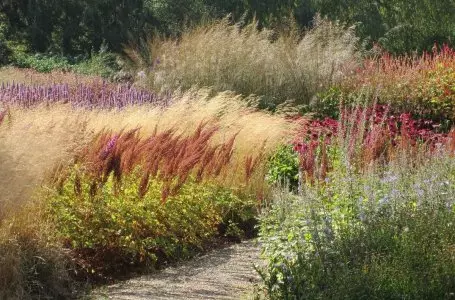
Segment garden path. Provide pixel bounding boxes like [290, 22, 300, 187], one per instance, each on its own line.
[93, 240, 262, 300]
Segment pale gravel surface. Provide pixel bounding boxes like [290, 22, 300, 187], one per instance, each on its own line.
[92, 240, 263, 300]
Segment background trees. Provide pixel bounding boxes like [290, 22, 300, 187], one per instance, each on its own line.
[0, 0, 454, 59]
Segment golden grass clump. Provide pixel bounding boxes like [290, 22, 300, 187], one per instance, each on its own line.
[0, 106, 90, 219]
[128, 16, 360, 106]
[0, 201, 75, 299]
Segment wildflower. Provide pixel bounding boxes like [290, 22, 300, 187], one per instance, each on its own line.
[379, 195, 390, 206]
[100, 136, 118, 160]
[381, 173, 398, 184]
[359, 211, 367, 223]
[416, 188, 424, 198]
[137, 70, 146, 79]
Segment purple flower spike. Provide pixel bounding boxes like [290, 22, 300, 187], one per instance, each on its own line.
[100, 135, 118, 160]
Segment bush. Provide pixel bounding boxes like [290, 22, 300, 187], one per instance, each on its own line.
[12, 52, 72, 73]
[266, 144, 299, 190]
[10, 47, 122, 79]
[44, 125, 261, 278]
[46, 167, 256, 278]
[71, 47, 122, 79]
[258, 153, 455, 299]
[306, 87, 343, 119]
[0, 39, 11, 66]
[340, 45, 455, 125]
[130, 16, 360, 109]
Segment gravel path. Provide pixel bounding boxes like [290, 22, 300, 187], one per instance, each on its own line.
[92, 240, 262, 300]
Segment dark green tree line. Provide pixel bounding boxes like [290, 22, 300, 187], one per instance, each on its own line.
[0, 0, 454, 59]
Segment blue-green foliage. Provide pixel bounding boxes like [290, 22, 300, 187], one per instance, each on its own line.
[259, 155, 455, 299]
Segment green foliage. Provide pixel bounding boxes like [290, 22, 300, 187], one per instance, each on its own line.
[71, 48, 121, 79]
[0, 13, 11, 65]
[258, 155, 455, 299]
[307, 87, 343, 119]
[1, 0, 454, 59]
[315, 0, 455, 53]
[46, 166, 256, 276]
[266, 144, 299, 190]
[13, 53, 71, 73]
[11, 48, 121, 78]
[1, 0, 154, 55]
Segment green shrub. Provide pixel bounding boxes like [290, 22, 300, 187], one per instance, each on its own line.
[12, 52, 71, 73]
[10, 47, 122, 78]
[306, 87, 343, 119]
[71, 47, 122, 79]
[266, 144, 299, 190]
[258, 154, 455, 299]
[46, 166, 256, 277]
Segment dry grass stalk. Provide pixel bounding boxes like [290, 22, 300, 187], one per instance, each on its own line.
[128, 16, 360, 106]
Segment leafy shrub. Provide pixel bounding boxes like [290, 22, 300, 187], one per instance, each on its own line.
[306, 87, 343, 119]
[44, 125, 261, 277]
[341, 45, 455, 124]
[0, 13, 12, 65]
[71, 48, 122, 79]
[258, 153, 455, 299]
[12, 53, 72, 73]
[46, 166, 256, 277]
[266, 144, 299, 190]
[0, 41, 11, 65]
[10, 47, 122, 79]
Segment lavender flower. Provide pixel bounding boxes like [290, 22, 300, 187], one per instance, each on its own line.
[379, 195, 390, 206]
[0, 81, 170, 109]
[100, 136, 118, 160]
[381, 173, 398, 184]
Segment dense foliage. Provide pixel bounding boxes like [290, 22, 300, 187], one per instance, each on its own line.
[257, 100, 455, 299]
[259, 154, 455, 299]
[0, 0, 454, 63]
[45, 125, 260, 278]
[48, 170, 253, 278]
